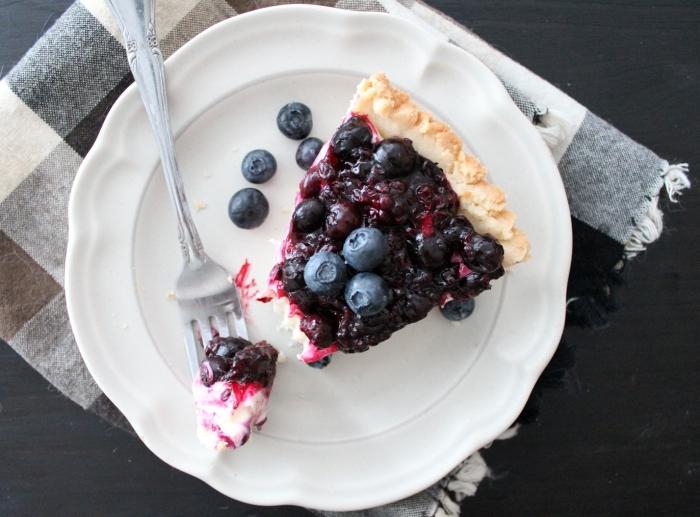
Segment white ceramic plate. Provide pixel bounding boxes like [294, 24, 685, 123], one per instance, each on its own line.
[66, 5, 571, 511]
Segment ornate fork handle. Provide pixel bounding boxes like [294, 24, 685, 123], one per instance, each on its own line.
[106, 0, 205, 265]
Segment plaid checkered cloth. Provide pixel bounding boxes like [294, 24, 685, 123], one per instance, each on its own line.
[0, 0, 690, 515]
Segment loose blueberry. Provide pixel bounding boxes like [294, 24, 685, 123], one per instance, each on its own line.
[326, 201, 361, 239]
[241, 149, 276, 184]
[344, 272, 390, 317]
[374, 138, 416, 178]
[470, 235, 504, 273]
[296, 137, 324, 170]
[293, 199, 325, 233]
[440, 298, 475, 321]
[199, 356, 230, 387]
[308, 356, 332, 369]
[228, 188, 269, 229]
[342, 227, 388, 271]
[303, 251, 348, 296]
[331, 117, 373, 160]
[277, 102, 313, 140]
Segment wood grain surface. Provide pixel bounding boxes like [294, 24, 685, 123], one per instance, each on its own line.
[1, 1, 698, 515]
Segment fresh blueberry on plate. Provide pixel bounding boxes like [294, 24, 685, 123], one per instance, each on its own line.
[277, 102, 313, 140]
[440, 298, 475, 321]
[343, 227, 388, 271]
[307, 356, 332, 369]
[228, 188, 269, 229]
[304, 251, 347, 296]
[344, 272, 390, 317]
[241, 149, 277, 184]
[296, 137, 324, 170]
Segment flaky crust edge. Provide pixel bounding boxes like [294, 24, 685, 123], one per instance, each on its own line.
[349, 72, 530, 268]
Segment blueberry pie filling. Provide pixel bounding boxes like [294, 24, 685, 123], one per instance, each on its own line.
[270, 73, 530, 363]
[192, 336, 278, 450]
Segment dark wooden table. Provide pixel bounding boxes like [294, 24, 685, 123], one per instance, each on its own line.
[1, 1, 698, 515]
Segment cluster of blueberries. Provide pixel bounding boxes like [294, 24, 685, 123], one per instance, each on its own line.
[227, 102, 324, 229]
[300, 224, 475, 322]
[199, 336, 278, 388]
[303, 227, 391, 317]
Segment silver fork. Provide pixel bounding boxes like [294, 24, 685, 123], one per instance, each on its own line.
[106, 0, 248, 379]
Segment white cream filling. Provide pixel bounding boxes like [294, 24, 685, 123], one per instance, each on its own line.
[272, 296, 309, 347]
[192, 378, 269, 451]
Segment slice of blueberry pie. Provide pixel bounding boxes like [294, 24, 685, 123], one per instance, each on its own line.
[269, 73, 530, 363]
[193, 336, 278, 450]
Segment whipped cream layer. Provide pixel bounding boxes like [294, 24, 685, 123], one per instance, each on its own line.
[192, 377, 270, 451]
